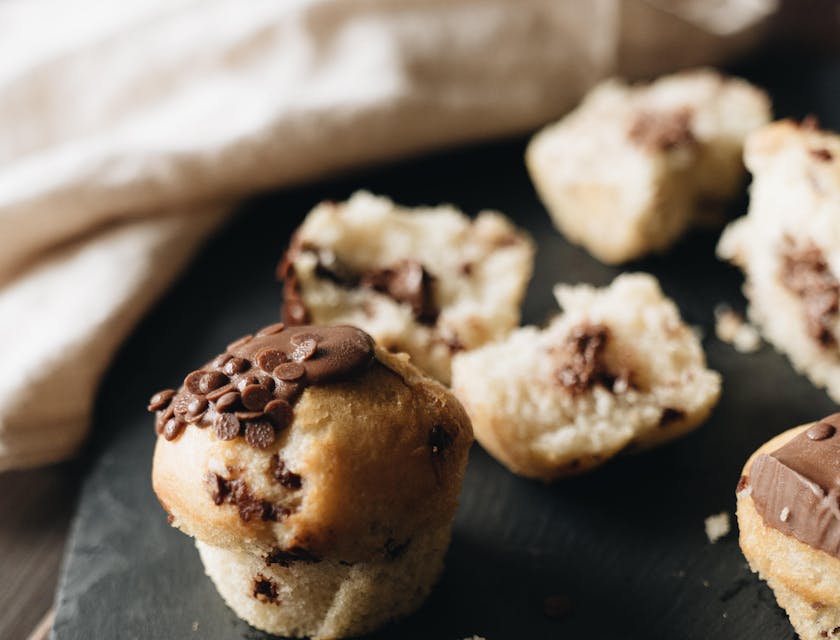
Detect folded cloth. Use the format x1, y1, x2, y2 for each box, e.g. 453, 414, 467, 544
0, 0, 775, 471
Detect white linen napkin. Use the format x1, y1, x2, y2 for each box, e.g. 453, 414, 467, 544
0, 0, 775, 470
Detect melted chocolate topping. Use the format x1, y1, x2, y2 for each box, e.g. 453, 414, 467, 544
278, 241, 439, 326
748, 413, 840, 558
148, 324, 375, 448
779, 240, 840, 348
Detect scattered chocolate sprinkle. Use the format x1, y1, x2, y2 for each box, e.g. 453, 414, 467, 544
270, 454, 302, 489
659, 407, 685, 428
245, 420, 276, 449
811, 148, 834, 162
151, 324, 375, 448
554, 324, 615, 393
163, 417, 185, 441
629, 107, 695, 151
808, 422, 837, 441
213, 413, 241, 441
241, 384, 273, 411
215, 391, 241, 413
147, 389, 175, 412
256, 349, 287, 372
257, 322, 286, 336
543, 594, 573, 620
253, 575, 279, 603
429, 425, 454, 455
274, 362, 306, 381
779, 239, 840, 348
265, 546, 320, 567
264, 399, 293, 430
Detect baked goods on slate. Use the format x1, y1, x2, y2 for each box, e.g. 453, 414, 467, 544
718, 119, 840, 402
737, 414, 840, 640
451, 273, 721, 481
278, 191, 534, 384
526, 69, 771, 264
150, 323, 473, 639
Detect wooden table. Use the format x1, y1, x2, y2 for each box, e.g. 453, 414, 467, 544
0, 464, 80, 639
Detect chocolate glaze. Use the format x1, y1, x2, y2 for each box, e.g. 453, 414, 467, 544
748, 413, 840, 558
148, 324, 375, 449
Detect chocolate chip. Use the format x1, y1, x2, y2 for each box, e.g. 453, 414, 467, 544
265, 546, 320, 567
245, 420, 276, 449
184, 370, 206, 394
256, 348, 287, 372
163, 418, 185, 441
206, 383, 235, 401
659, 407, 685, 428
186, 396, 208, 420
155, 406, 175, 434
780, 240, 840, 348
270, 454, 302, 489
736, 475, 749, 493
257, 322, 286, 336
429, 425, 453, 454
215, 391, 241, 413
211, 354, 232, 368
629, 107, 695, 151
241, 384, 273, 411
360, 259, 439, 325
543, 594, 573, 620
226, 334, 253, 351
264, 399, 293, 430
811, 148, 834, 162
172, 394, 194, 416
808, 423, 837, 441
214, 413, 241, 441
147, 389, 175, 412
290, 332, 318, 347
291, 338, 318, 362
222, 357, 250, 376
204, 472, 230, 505
199, 371, 229, 394
274, 380, 303, 400
235, 411, 264, 420
274, 362, 305, 381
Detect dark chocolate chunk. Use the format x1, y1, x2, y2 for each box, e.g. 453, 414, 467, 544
360, 259, 439, 325
779, 239, 840, 348
147, 389, 175, 412
554, 324, 614, 393
629, 107, 696, 151
241, 384, 273, 411
213, 413, 241, 441
204, 472, 230, 505
245, 420, 276, 449
270, 454, 302, 489
253, 575, 279, 603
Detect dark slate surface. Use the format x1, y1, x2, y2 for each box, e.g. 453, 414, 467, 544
53, 52, 840, 640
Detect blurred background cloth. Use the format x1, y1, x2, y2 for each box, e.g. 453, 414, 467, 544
0, 0, 826, 471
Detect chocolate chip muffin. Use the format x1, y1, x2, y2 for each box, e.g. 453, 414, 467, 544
527, 69, 770, 264
737, 414, 840, 640
278, 191, 534, 384
451, 273, 721, 481
718, 119, 840, 403
150, 323, 473, 639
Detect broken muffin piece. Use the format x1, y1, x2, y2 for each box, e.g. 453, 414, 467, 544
451, 273, 721, 481
718, 119, 840, 402
526, 68, 771, 264
278, 191, 535, 384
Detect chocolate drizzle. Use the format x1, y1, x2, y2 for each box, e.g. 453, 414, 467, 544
747, 413, 840, 558
278, 241, 439, 326
779, 239, 840, 348
149, 324, 375, 448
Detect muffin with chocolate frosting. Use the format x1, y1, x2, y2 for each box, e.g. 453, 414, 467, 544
452, 273, 721, 481
738, 414, 840, 640
278, 191, 534, 384
150, 323, 472, 639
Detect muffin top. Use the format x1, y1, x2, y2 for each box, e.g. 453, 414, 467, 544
151, 323, 473, 562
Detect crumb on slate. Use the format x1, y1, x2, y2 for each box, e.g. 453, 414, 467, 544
705, 511, 731, 543
714, 304, 761, 353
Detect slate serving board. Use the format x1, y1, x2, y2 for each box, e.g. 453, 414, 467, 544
52, 51, 840, 640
